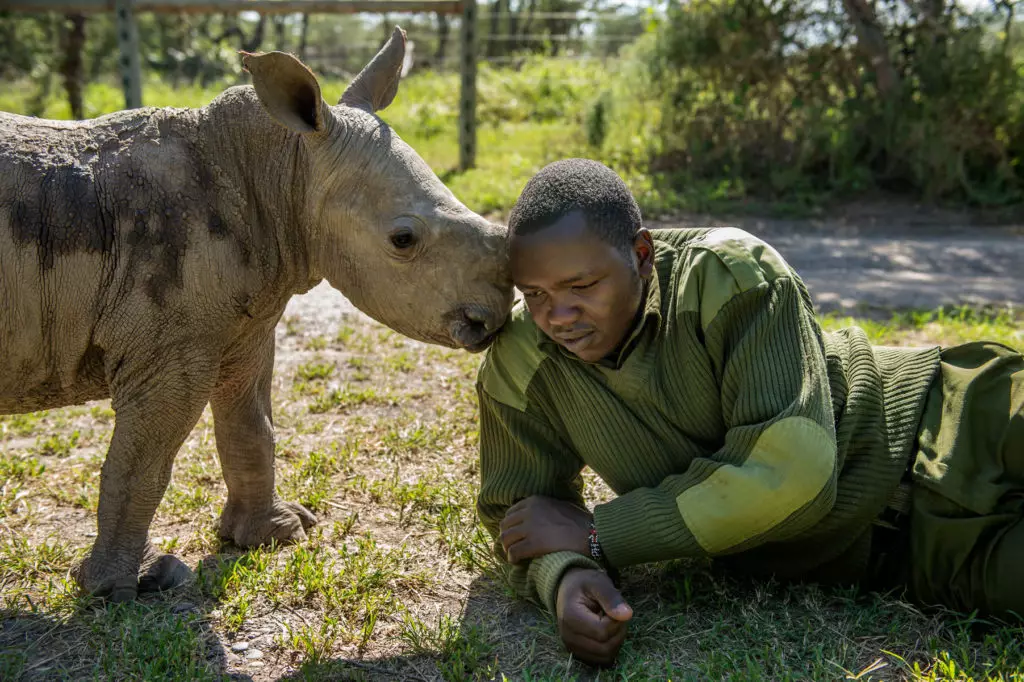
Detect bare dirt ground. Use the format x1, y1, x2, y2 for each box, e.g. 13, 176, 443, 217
1, 204, 1021, 681
656, 202, 1024, 314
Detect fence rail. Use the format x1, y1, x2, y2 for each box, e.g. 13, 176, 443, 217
0, 0, 463, 13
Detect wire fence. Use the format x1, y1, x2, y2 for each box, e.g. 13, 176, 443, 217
297, 7, 650, 76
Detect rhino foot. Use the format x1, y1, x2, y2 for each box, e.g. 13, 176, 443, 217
219, 498, 317, 547
73, 544, 194, 602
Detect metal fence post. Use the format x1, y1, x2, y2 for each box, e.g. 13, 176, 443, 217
458, 0, 477, 171
114, 0, 143, 108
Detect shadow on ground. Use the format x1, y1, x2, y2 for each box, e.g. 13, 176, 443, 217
5, 554, 1024, 681
0, 551, 261, 682
270, 557, 1024, 682
276, 573, 560, 682
0, 601, 252, 682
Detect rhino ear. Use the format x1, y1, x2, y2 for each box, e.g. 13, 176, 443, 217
242, 51, 326, 134
340, 26, 406, 114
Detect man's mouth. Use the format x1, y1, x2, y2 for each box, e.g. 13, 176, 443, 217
555, 330, 595, 352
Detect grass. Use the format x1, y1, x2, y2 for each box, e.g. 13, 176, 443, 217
0, 57, 702, 219
1, 303, 1023, 681
1, 48, 1023, 681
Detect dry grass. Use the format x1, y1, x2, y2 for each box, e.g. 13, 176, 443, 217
1, 297, 1023, 681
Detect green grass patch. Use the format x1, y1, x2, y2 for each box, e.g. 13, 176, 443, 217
822, 305, 1023, 350
1, 307, 1023, 679
0, 59, 691, 218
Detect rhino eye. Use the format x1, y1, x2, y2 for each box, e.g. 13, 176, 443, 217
389, 229, 417, 251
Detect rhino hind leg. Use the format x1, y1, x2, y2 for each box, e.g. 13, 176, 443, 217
211, 330, 317, 548
73, 349, 217, 601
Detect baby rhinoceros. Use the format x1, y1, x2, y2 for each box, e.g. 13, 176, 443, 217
0, 27, 512, 601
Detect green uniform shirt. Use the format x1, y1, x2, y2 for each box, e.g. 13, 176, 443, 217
476, 227, 941, 614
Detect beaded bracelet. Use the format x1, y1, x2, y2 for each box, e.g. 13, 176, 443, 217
588, 521, 604, 563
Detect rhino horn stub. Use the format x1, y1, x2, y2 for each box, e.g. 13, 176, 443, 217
242, 50, 326, 134
339, 26, 406, 114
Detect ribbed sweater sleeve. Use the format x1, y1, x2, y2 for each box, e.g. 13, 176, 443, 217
476, 386, 602, 613
594, 276, 839, 567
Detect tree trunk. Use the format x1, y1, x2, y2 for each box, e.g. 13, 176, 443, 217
507, 0, 520, 55
242, 14, 267, 53
841, 0, 901, 97
917, 0, 946, 53
298, 13, 310, 61
435, 12, 450, 66
486, 0, 504, 57
60, 14, 86, 120
273, 15, 288, 52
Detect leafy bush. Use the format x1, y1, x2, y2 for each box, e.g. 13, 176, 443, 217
643, 0, 1024, 205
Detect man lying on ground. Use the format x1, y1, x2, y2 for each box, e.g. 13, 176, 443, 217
475, 158, 1024, 666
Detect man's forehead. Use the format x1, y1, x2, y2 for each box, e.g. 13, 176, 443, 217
511, 224, 620, 288
511, 210, 592, 244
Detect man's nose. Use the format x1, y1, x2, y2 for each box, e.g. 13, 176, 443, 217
547, 299, 580, 328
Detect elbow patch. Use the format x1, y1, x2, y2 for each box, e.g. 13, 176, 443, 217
675, 416, 836, 554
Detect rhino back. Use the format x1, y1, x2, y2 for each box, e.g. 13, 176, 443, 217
0, 107, 263, 410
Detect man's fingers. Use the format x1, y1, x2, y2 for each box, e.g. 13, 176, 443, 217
498, 524, 526, 552
587, 576, 633, 622
563, 609, 627, 643
506, 537, 546, 563
505, 539, 524, 563
498, 508, 526, 533
505, 537, 535, 563
562, 629, 624, 667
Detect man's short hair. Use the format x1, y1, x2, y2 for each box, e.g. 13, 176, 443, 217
507, 158, 642, 254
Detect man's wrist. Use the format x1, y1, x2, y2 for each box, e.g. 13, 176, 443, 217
588, 521, 605, 565
587, 520, 622, 586
540, 552, 604, 615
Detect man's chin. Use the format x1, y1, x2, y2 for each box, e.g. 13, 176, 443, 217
558, 332, 605, 361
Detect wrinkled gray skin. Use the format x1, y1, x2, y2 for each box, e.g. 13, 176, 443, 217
0, 27, 512, 602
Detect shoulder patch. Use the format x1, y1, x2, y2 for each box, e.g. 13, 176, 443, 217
692, 227, 794, 288
478, 303, 548, 412
679, 227, 796, 330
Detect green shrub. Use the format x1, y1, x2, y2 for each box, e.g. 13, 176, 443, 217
644, 0, 1024, 205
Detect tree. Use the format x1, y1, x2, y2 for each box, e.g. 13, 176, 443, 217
59, 13, 86, 119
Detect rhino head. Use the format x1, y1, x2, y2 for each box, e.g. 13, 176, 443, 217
242, 28, 511, 351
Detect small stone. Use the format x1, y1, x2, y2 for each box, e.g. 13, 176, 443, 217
172, 602, 196, 614
231, 642, 249, 653
244, 649, 263, 660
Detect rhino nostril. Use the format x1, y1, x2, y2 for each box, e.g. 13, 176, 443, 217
461, 306, 493, 330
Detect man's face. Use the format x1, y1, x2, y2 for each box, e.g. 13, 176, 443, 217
510, 211, 653, 363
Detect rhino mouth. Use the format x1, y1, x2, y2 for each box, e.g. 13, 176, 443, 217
463, 331, 499, 353
449, 305, 504, 352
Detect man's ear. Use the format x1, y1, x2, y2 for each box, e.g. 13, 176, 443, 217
634, 229, 655, 278
242, 50, 327, 134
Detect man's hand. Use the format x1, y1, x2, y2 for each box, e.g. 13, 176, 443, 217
499, 495, 592, 563
556, 568, 633, 667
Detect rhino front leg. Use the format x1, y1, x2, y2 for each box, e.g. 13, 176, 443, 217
73, 353, 215, 601
212, 330, 316, 547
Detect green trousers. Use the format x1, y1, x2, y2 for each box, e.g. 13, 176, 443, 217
908, 341, 1024, 618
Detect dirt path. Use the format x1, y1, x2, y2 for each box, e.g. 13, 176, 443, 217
288, 205, 1023, 329
655, 203, 1024, 314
